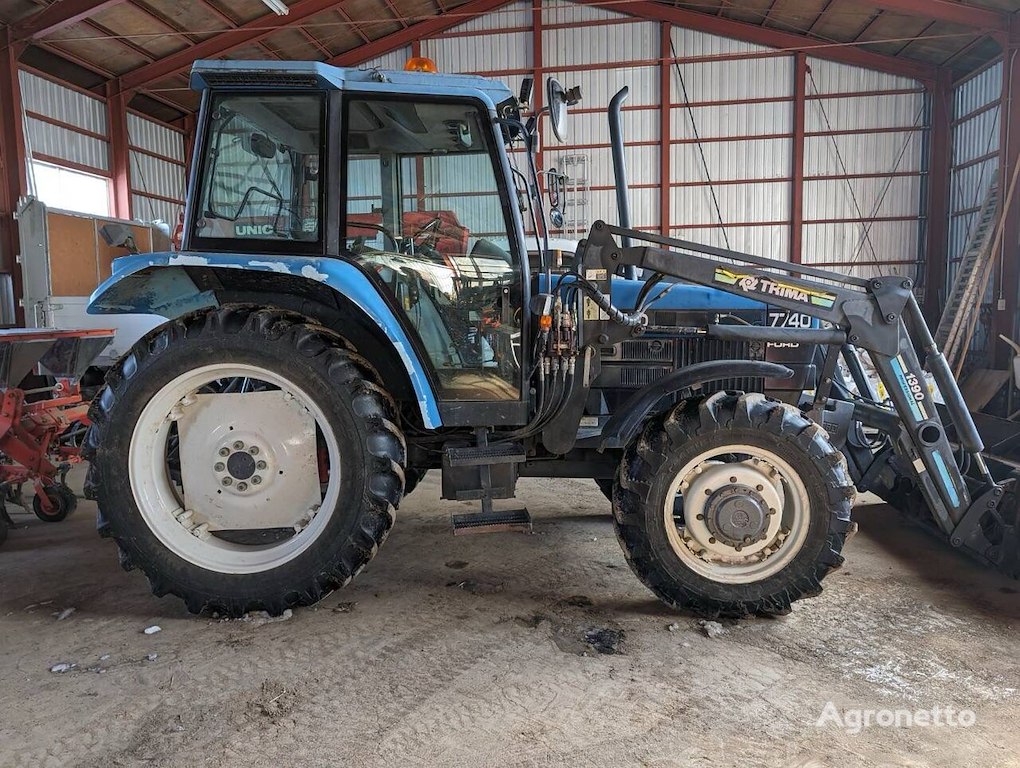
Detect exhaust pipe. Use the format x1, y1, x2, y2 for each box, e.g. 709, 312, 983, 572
609, 86, 636, 280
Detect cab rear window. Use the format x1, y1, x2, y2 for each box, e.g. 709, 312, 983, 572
192, 93, 323, 248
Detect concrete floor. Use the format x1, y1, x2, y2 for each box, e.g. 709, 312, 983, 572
1, 472, 1019, 768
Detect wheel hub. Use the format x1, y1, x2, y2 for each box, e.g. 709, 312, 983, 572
678, 459, 786, 560
226, 450, 256, 480
703, 485, 770, 547
172, 389, 324, 529
213, 438, 274, 495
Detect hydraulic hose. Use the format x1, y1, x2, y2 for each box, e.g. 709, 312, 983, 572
581, 281, 647, 329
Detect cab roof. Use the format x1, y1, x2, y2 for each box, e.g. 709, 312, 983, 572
189, 60, 514, 111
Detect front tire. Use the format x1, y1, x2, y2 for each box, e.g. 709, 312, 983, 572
613, 392, 855, 617
84, 306, 405, 617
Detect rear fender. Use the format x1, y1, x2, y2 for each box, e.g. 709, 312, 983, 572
89, 252, 442, 428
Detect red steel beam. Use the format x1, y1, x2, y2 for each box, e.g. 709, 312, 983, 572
867, 0, 1007, 33
791, 52, 806, 264
118, 0, 353, 91
106, 80, 132, 219
11, 0, 127, 42
589, 0, 938, 83
659, 21, 670, 236
330, 0, 516, 66
533, 0, 544, 181
922, 67, 952, 323
0, 28, 27, 321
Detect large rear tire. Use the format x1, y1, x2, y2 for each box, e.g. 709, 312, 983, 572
84, 306, 405, 616
613, 392, 855, 617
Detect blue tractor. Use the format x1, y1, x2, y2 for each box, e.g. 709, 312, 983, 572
84, 59, 1015, 618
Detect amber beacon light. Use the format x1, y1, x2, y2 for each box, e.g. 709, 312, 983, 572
404, 56, 439, 73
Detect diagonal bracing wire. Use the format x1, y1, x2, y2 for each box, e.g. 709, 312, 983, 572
670, 37, 730, 249
848, 101, 926, 267
806, 68, 879, 264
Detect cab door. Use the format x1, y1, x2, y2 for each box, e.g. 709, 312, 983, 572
341, 95, 526, 425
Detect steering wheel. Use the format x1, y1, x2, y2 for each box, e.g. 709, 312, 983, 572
349, 221, 399, 251
410, 216, 443, 245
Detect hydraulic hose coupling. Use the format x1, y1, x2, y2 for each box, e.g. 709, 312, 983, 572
585, 284, 648, 329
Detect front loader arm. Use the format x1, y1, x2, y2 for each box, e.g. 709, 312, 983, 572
578, 221, 999, 539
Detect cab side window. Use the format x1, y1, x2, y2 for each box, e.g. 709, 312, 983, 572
343, 98, 521, 402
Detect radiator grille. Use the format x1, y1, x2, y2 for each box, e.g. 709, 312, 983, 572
675, 338, 762, 392
617, 339, 674, 361
620, 366, 673, 387
590, 308, 768, 416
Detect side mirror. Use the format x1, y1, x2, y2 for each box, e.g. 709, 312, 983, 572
545, 78, 582, 143
546, 78, 568, 142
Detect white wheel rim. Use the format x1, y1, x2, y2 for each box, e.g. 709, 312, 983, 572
129, 363, 341, 574
663, 444, 810, 584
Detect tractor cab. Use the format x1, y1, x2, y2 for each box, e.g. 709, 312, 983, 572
177, 60, 536, 424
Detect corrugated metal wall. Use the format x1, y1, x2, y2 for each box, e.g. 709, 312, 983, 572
19, 69, 110, 174
802, 59, 925, 279
127, 112, 186, 226
670, 29, 791, 260
17, 68, 187, 226
949, 61, 1001, 281
947, 60, 1003, 361
395, 0, 928, 275
14, 1, 935, 268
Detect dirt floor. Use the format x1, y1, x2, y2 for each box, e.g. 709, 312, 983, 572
1, 470, 1019, 768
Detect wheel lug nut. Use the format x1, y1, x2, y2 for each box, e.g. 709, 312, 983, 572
218, 447, 230, 457
708, 537, 716, 544
256, 460, 267, 470
249, 446, 259, 455
222, 477, 232, 486
237, 482, 248, 492
252, 476, 262, 485
729, 476, 737, 484
696, 513, 704, 520
704, 488, 712, 496
755, 484, 764, 491
233, 441, 244, 450
214, 462, 225, 472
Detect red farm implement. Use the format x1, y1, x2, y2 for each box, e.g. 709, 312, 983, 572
0, 328, 113, 546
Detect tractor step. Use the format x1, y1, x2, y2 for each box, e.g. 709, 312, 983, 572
452, 507, 532, 535
445, 443, 525, 467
